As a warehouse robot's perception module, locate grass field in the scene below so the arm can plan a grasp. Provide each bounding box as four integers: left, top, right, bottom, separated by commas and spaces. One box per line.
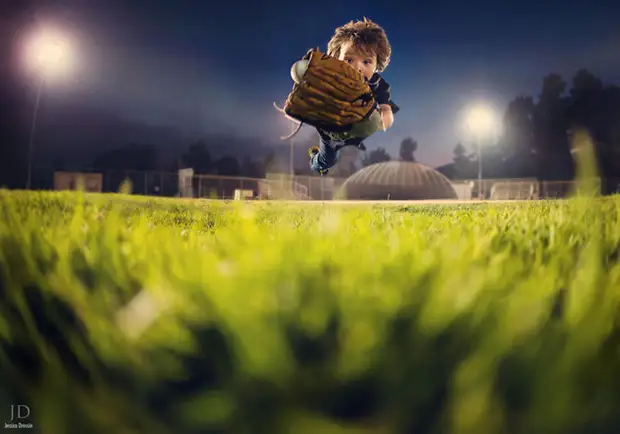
1, 188, 620, 434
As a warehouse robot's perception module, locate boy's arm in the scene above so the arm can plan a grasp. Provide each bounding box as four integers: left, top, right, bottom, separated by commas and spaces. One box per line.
379, 104, 394, 130
372, 75, 396, 130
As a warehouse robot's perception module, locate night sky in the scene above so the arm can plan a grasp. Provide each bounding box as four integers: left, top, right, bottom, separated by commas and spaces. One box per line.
32, 0, 620, 167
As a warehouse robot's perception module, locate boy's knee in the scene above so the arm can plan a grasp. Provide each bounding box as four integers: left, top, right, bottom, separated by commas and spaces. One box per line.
310, 147, 338, 173
323, 149, 339, 167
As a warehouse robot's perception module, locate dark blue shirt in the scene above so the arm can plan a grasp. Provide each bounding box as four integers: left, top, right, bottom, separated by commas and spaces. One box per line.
368, 73, 400, 114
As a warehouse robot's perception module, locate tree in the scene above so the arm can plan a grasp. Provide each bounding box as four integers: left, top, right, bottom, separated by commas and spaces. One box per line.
362, 147, 391, 166
570, 69, 604, 102
565, 69, 606, 141
603, 84, 620, 168
500, 95, 538, 177
502, 96, 536, 155
534, 73, 573, 180
452, 143, 474, 178
214, 155, 241, 176
241, 156, 263, 178
491, 69, 620, 183
564, 69, 611, 179
92, 143, 157, 171
399, 137, 418, 162
181, 141, 211, 174
499, 73, 571, 180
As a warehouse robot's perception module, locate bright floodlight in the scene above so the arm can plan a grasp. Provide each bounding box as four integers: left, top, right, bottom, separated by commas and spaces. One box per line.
464, 104, 499, 138
24, 28, 74, 79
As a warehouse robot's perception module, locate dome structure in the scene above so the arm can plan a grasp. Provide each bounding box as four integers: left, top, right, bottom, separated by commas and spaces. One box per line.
336, 161, 458, 200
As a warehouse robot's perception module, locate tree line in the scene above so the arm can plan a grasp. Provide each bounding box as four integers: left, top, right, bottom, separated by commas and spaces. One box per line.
77, 67, 620, 185
87, 135, 415, 180
341, 68, 620, 184
447, 69, 620, 182
90, 141, 265, 179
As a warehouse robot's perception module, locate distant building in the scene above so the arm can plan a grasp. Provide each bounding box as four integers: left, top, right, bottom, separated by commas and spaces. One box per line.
337, 161, 458, 200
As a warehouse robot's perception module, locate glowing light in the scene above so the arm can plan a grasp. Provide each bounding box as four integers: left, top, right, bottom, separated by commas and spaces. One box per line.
463, 103, 501, 139
24, 27, 74, 79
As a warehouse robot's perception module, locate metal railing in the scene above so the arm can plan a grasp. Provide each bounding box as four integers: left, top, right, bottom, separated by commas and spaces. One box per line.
80, 170, 347, 201
46, 168, 620, 201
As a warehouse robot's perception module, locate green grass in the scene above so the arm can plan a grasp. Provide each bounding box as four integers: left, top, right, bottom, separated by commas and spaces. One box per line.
1, 189, 620, 434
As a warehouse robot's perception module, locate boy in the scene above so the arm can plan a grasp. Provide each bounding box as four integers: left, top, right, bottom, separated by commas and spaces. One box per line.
295, 18, 399, 175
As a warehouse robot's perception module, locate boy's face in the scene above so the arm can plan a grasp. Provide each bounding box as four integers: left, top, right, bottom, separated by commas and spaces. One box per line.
338, 41, 377, 81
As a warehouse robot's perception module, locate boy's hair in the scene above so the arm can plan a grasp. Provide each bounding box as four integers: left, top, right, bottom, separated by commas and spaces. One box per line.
327, 18, 391, 72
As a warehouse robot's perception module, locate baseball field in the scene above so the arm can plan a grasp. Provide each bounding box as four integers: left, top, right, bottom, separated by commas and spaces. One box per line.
1, 189, 620, 433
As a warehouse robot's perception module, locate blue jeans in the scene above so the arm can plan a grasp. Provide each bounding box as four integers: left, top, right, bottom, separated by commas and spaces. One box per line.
310, 131, 364, 173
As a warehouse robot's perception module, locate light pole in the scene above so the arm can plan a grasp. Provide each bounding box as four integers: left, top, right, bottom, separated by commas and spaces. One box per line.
27, 77, 44, 190
23, 28, 73, 189
289, 121, 295, 177
463, 104, 499, 199
476, 138, 482, 197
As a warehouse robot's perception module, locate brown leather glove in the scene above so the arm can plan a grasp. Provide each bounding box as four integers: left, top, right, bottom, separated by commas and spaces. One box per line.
282, 48, 377, 134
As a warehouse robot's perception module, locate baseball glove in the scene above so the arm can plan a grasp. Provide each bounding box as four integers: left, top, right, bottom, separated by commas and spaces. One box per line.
275, 48, 377, 138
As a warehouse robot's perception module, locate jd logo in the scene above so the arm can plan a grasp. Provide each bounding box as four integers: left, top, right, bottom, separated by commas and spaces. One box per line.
7, 405, 30, 423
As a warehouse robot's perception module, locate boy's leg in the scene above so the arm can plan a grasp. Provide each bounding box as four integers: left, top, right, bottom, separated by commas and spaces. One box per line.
309, 137, 340, 174
343, 136, 367, 151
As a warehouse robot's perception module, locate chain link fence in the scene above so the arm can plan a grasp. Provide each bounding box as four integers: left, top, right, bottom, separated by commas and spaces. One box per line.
41, 167, 620, 201
87, 170, 349, 201
445, 178, 618, 200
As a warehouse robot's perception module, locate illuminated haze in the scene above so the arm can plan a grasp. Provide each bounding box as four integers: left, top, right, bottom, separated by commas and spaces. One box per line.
31, 0, 620, 167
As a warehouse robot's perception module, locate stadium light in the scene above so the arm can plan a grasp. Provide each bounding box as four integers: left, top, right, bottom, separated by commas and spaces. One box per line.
462, 103, 501, 199
25, 28, 74, 79
23, 27, 75, 189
